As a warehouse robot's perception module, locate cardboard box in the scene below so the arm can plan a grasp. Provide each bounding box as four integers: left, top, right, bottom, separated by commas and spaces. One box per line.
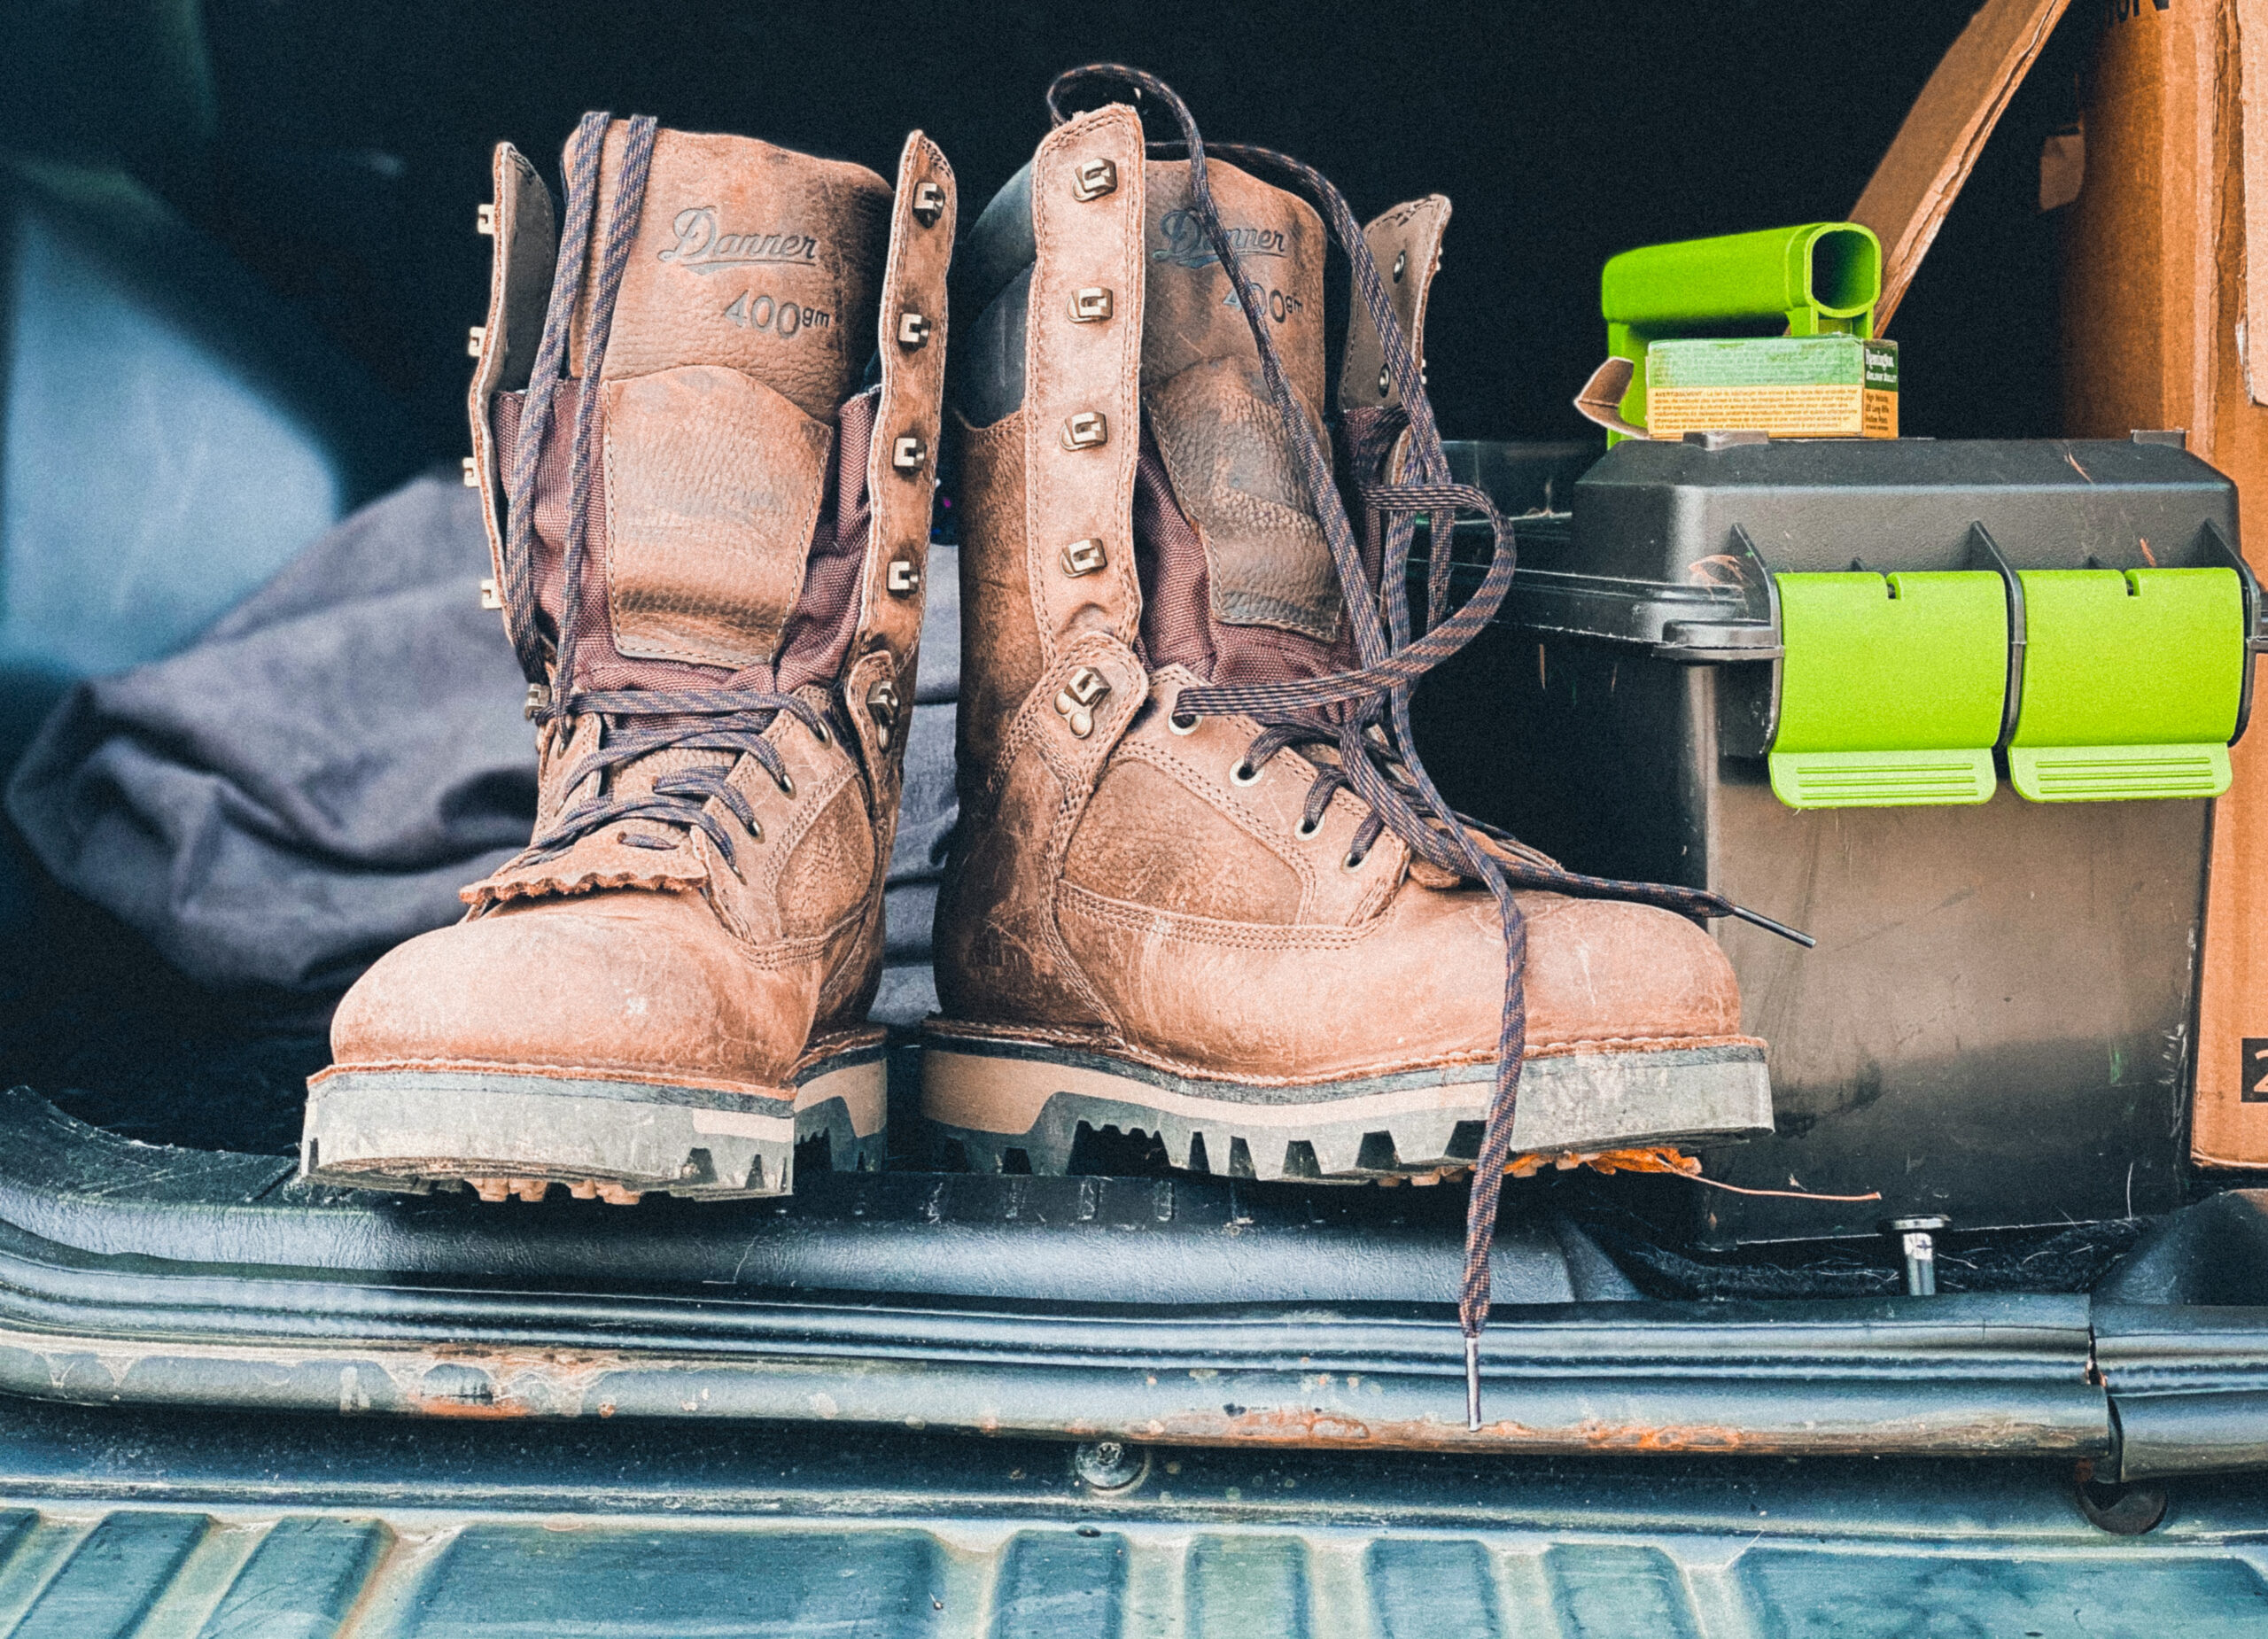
1643, 337, 1899, 440
2057, 0, 2268, 1165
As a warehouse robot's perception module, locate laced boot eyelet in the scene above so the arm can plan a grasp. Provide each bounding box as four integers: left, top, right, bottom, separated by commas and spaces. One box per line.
775, 771, 796, 797
1230, 759, 1261, 788
1341, 848, 1370, 874
811, 719, 830, 746
1168, 710, 1200, 736
1295, 815, 1323, 840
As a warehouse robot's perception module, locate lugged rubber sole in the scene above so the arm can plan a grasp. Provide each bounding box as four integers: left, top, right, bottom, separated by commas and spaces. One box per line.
920, 1029, 1771, 1181
301, 1039, 888, 1200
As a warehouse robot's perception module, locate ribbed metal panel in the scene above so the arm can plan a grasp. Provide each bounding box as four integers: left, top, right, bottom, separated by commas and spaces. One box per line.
0, 1504, 2254, 1637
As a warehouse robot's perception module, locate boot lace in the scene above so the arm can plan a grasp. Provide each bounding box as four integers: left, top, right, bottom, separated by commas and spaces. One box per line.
1049, 66, 1810, 1429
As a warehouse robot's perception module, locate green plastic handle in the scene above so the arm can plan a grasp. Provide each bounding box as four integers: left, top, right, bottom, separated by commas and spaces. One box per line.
1603, 223, 1882, 334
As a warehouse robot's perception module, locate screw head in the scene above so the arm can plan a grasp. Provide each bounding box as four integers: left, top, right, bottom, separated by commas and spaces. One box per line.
1072, 1440, 1148, 1491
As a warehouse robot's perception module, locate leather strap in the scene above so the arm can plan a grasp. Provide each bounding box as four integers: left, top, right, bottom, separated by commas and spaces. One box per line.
850, 132, 955, 685
1336, 195, 1451, 416
469, 141, 556, 602
1023, 104, 1146, 663
849, 132, 955, 856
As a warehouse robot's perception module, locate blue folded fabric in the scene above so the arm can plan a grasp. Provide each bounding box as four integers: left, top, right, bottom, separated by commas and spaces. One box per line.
6, 471, 960, 1024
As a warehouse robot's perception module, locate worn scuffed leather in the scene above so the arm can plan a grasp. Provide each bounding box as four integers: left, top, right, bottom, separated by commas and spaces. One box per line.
936, 113, 1754, 1089
331, 122, 956, 1104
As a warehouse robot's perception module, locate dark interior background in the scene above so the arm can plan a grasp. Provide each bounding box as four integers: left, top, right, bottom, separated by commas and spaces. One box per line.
6, 0, 2099, 462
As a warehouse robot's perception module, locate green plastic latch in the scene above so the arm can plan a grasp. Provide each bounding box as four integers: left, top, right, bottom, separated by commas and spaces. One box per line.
1767, 571, 2008, 810
2006, 568, 2243, 802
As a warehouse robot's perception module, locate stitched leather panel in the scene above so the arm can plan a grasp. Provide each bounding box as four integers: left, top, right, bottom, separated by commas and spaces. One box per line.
1064, 757, 1301, 924
571, 125, 893, 421
850, 135, 956, 714
773, 772, 877, 941
470, 141, 555, 597
1336, 195, 1450, 415
602, 365, 832, 669
934, 636, 1148, 1034
1125, 669, 1398, 928
1147, 359, 1338, 640
1141, 159, 1337, 641
1139, 159, 1325, 387
333, 889, 827, 1091
1023, 105, 1146, 659
1055, 876, 1744, 1082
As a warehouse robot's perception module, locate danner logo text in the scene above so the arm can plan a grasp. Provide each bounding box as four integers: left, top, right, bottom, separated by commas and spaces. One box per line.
659, 206, 819, 271
1150, 209, 1288, 269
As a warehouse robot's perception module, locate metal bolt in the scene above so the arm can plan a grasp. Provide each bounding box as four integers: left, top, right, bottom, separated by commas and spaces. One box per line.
1072, 1440, 1148, 1491
911, 181, 947, 228
1885, 1215, 1950, 1296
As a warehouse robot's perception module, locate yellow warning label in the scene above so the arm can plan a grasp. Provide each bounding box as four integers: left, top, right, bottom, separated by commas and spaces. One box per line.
1645, 385, 1897, 440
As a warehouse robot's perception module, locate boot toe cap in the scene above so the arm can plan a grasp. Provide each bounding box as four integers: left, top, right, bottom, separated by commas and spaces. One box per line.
1517, 892, 1746, 1046
330, 891, 812, 1088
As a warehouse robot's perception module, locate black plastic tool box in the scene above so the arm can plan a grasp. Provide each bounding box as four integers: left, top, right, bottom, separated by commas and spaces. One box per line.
1418, 434, 2264, 1246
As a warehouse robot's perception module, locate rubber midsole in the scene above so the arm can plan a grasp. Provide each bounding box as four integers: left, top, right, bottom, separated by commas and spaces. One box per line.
921, 1033, 1771, 1166
302, 1047, 887, 1192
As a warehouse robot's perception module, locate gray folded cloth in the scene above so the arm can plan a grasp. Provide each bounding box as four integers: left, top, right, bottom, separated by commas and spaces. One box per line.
6, 472, 958, 1024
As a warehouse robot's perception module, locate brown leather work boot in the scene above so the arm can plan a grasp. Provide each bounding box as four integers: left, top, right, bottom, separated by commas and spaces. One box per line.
302, 113, 956, 1200
928, 67, 1798, 1402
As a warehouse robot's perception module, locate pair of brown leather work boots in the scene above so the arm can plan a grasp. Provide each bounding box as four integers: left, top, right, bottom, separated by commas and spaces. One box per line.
302, 68, 1776, 1402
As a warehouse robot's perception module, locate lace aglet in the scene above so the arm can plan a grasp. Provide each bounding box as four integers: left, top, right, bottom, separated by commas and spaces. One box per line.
1728, 904, 1815, 949
1464, 1334, 1481, 1431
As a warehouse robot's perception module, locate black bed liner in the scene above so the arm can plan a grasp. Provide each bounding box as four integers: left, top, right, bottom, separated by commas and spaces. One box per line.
0, 1079, 2262, 1480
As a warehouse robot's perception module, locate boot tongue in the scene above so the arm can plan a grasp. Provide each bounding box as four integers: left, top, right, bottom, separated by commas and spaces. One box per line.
571, 124, 892, 417
1142, 158, 1340, 645
550, 124, 891, 680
